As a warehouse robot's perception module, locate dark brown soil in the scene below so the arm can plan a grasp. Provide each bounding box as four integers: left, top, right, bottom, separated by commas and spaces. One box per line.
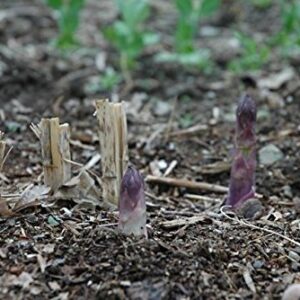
1, 0, 300, 299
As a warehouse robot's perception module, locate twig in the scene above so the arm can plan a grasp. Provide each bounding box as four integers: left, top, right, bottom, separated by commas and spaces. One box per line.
160, 215, 206, 229
63, 158, 102, 186
146, 175, 228, 193
185, 194, 222, 202
163, 160, 178, 177
30, 123, 41, 139
243, 268, 256, 293
0, 146, 13, 172
168, 124, 208, 138
220, 206, 300, 248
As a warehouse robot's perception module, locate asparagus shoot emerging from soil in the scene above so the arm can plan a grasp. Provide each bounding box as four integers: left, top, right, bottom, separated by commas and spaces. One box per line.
225, 94, 257, 208
119, 166, 147, 237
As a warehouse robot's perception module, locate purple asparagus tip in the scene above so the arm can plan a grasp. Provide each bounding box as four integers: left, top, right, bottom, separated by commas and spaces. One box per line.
118, 166, 147, 237
236, 94, 256, 150
236, 94, 257, 131
225, 94, 257, 209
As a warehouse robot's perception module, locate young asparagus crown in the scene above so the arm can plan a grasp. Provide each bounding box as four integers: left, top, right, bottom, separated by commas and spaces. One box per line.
236, 94, 256, 131
225, 94, 257, 208
236, 94, 256, 149
118, 166, 147, 237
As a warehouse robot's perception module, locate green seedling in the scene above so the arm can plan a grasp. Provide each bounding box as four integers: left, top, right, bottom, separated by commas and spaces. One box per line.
83, 67, 121, 95
174, 0, 220, 53
156, 0, 219, 71
156, 49, 212, 72
271, 0, 300, 55
100, 67, 122, 91
46, 0, 85, 50
229, 32, 269, 73
103, 0, 159, 75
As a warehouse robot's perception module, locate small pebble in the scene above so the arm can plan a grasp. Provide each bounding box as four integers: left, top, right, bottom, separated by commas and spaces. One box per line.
289, 251, 300, 262
282, 284, 300, 300
282, 185, 293, 199
152, 100, 171, 117
291, 262, 300, 272
259, 144, 283, 165
114, 265, 123, 273
293, 197, 300, 213
253, 260, 264, 269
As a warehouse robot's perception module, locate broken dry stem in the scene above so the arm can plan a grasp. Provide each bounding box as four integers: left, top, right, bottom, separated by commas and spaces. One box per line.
95, 99, 128, 206
35, 118, 71, 191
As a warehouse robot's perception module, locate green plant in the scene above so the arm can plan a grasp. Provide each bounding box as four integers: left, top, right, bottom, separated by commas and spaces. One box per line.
100, 67, 121, 90
46, 0, 85, 49
251, 0, 272, 9
271, 0, 300, 55
103, 0, 158, 74
83, 67, 121, 94
229, 32, 269, 73
179, 113, 194, 128
281, 0, 300, 35
156, 50, 212, 71
174, 0, 220, 53
156, 0, 219, 71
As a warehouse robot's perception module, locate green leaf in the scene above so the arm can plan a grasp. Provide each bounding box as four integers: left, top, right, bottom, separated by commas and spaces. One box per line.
252, 0, 272, 9
143, 32, 160, 45
46, 0, 62, 9
155, 50, 212, 72
117, 0, 149, 29
155, 51, 178, 63
102, 0, 156, 70
175, 19, 195, 53
100, 67, 121, 90
175, 0, 193, 16
199, 0, 220, 17
47, 0, 85, 49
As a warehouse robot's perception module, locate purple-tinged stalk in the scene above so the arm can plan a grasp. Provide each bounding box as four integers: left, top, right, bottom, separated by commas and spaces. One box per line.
118, 166, 147, 237
225, 94, 257, 208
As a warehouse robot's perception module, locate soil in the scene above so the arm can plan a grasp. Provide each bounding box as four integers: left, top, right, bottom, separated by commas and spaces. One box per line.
1, 0, 300, 299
